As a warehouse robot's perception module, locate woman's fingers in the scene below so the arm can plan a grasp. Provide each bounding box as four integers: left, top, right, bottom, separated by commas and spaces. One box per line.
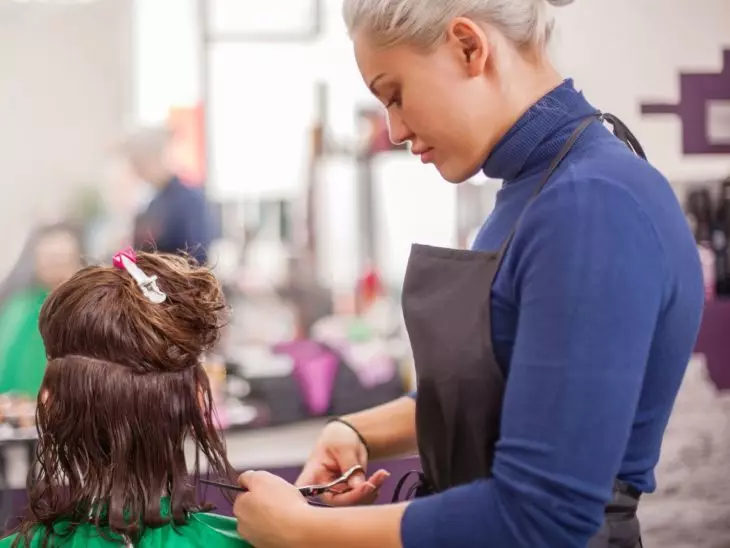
295, 462, 332, 487
367, 469, 390, 489
319, 468, 391, 506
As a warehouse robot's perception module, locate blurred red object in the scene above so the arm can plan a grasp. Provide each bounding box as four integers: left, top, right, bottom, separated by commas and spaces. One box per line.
358, 267, 383, 309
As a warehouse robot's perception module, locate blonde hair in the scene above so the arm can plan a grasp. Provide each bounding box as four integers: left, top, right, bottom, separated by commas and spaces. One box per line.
342, 0, 574, 50
120, 125, 173, 164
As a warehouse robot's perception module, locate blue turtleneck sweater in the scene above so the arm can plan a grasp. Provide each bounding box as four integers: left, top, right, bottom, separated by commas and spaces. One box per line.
401, 81, 703, 547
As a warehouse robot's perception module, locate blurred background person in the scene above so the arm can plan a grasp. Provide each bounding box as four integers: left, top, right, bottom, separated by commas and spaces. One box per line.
122, 125, 214, 265
0, 223, 82, 399
0, 222, 83, 504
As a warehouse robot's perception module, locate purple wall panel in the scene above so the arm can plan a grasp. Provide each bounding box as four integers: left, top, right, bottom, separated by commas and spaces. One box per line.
641, 49, 730, 155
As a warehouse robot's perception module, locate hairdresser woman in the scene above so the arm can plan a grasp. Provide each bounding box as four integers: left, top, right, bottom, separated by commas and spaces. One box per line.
233, 0, 703, 546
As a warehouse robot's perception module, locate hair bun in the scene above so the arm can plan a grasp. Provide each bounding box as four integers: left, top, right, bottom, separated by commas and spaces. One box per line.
39, 252, 227, 375
546, 0, 575, 6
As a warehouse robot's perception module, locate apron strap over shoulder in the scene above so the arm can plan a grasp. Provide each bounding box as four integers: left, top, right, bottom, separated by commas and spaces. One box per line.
496, 111, 648, 259
497, 114, 599, 257
600, 112, 647, 160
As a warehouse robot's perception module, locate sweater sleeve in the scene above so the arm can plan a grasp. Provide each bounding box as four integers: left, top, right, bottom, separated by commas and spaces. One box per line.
400, 180, 665, 548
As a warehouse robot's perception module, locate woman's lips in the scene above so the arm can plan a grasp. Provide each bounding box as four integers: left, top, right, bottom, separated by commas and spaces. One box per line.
419, 148, 435, 164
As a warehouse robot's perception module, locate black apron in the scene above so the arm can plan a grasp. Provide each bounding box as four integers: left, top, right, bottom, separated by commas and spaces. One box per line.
397, 114, 646, 548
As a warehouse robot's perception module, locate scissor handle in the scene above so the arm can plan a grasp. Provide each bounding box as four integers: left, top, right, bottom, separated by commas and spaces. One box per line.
299, 464, 365, 496
299, 486, 326, 497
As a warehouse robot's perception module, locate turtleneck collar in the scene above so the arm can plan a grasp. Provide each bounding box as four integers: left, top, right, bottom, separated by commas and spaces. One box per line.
481, 79, 598, 182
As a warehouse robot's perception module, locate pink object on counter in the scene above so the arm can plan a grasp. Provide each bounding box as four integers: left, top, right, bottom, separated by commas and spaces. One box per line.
275, 341, 340, 416
344, 351, 397, 389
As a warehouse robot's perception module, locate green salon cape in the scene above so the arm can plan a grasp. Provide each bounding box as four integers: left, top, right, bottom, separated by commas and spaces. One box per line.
0, 287, 49, 397
0, 511, 253, 547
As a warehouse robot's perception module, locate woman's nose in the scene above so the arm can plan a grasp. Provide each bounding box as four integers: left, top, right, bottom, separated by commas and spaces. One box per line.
386, 111, 412, 146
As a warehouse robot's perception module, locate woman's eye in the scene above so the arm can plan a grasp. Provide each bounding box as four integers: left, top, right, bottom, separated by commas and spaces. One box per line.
386, 95, 402, 109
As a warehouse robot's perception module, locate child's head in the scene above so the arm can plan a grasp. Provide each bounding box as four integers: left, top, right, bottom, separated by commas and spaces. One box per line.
22, 252, 233, 541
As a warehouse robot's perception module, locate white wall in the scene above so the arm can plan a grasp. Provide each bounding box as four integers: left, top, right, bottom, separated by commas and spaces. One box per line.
132, 0, 200, 124
0, 0, 133, 276
551, 0, 730, 183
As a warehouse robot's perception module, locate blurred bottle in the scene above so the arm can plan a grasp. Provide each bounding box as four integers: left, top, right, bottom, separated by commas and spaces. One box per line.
698, 242, 716, 301
685, 187, 719, 300
356, 266, 381, 313
717, 179, 730, 296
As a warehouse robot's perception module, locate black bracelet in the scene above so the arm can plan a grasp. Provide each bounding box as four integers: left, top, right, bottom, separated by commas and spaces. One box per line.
327, 417, 371, 458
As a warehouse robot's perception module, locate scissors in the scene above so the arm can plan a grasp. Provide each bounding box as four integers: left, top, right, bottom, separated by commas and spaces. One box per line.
200, 464, 365, 504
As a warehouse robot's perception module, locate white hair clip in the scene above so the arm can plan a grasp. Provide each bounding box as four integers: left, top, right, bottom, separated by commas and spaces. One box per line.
112, 248, 167, 304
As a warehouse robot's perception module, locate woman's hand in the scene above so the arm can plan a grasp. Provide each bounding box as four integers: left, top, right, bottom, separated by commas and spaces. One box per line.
233, 470, 407, 548
233, 470, 314, 548
295, 420, 390, 506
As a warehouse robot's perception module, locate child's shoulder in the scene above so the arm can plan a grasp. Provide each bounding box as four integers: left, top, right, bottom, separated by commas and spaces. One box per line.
0, 530, 38, 548
186, 511, 253, 547
0, 533, 18, 548
0, 514, 253, 547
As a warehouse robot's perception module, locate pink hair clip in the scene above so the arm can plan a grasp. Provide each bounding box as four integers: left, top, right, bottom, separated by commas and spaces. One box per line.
112, 248, 167, 304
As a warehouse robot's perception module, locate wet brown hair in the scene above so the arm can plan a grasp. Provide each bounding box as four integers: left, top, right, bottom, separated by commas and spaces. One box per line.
14, 252, 235, 546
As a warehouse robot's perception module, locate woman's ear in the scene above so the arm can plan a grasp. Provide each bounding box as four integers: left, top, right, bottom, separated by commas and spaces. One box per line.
447, 17, 490, 77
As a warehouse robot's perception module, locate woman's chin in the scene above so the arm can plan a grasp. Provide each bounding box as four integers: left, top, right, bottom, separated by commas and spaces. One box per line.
435, 161, 479, 185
